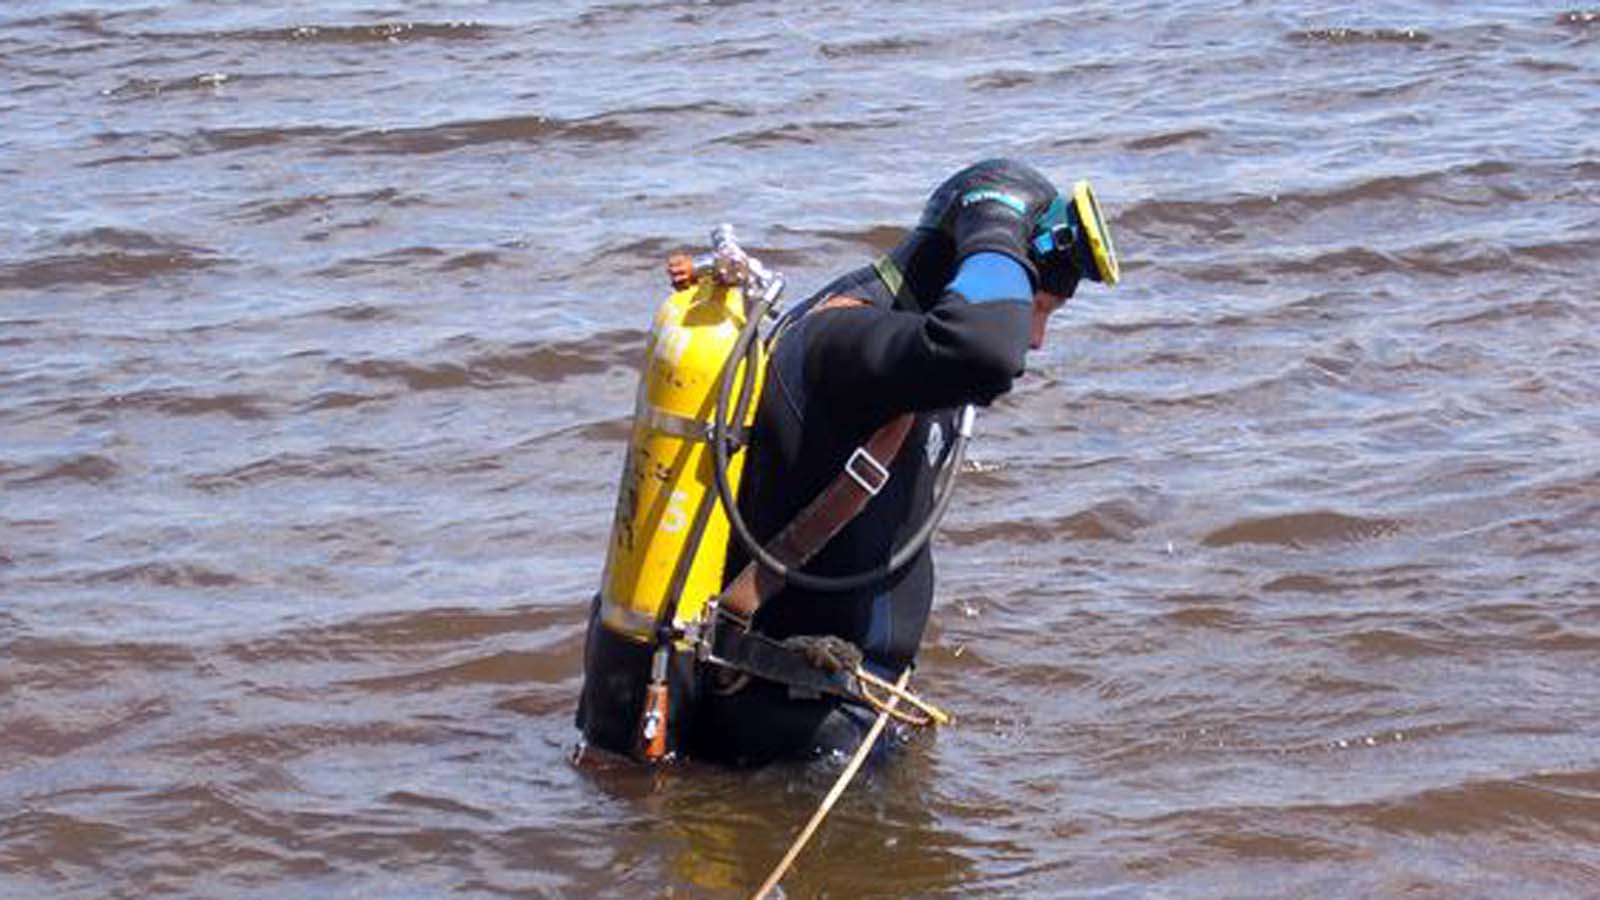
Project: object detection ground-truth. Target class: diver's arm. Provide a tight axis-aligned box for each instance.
[803,252,1033,416]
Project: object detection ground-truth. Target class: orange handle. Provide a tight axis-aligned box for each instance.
[640,682,670,762]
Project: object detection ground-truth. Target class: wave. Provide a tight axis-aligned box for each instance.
[222,604,576,664]
[0,237,222,290]
[595,235,694,265]
[7,453,120,487]
[6,635,198,675]
[299,391,386,412]
[1156,603,1249,630]
[1352,771,1600,838]
[1086,315,1203,337]
[515,417,631,449]
[231,186,421,225]
[1454,601,1600,653]
[776,223,905,253]
[85,112,648,167]
[187,449,382,491]
[966,60,1118,93]
[330,113,644,156]
[1202,511,1403,548]
[0,700,173,774]
[339,645,582,693]
[331,357,474,391]
[471,332,642,381]
[313,246,444,278]
[1111,769,1600,885]
[132,21,495,45]
[1262,573,1346,593]
[1123,128,1215,152]
[1286,27,1432,46]
[437,250,503,272]
[1115,159,1521,232]
[47,388,274,422]
[1126,234,1554,282]
[155,391,274,420]
[327,302,396,322]
[382,790,495,822]
[11,12,493,42]
[328,329,645,393]
[4,10,124,36]
[1338,624,1461,659]
[80,562,246,589]
[817,35,931,59]
[965,69,1039,92]
[945,499,1153,546]
[713,117,899,149]
[101,72,239,99]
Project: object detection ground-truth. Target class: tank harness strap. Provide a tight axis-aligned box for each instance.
[643,404,747,446]
[716,411,915,623]
[872,254,912,308]
[702,625,948,726]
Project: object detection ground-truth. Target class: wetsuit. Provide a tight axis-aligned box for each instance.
[688,229,1036,766]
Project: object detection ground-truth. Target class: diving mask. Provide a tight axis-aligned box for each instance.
[1029,179,1120,295]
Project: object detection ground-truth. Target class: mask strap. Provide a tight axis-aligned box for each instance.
[1029,193,1077,258]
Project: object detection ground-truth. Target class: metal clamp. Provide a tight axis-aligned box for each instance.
[844,446,891,496]
[693,598,746,662]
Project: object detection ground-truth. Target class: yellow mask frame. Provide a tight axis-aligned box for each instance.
[1071,179,1120,287]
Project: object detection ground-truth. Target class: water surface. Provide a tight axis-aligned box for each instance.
[2,2,1598,897]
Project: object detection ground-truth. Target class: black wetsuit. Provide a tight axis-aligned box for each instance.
[689,230,1036,766]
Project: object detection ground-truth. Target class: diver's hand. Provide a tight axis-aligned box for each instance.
[782,634,865,674]
[919,158,1062,280]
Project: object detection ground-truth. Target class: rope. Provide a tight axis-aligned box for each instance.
[857,678,930,727]
[854,666,951,727]
[749,668,912,900]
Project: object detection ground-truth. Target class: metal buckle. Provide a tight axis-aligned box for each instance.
[694,598,746,666]
[844,446,890,496]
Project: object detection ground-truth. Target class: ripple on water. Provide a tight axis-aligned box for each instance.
[1202,511,1404,549]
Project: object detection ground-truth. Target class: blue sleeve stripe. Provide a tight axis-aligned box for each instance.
[947,252,1031,305]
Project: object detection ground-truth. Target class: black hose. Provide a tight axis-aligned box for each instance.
[711,289,968,594]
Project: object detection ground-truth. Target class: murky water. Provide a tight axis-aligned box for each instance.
[3,1,1598,897]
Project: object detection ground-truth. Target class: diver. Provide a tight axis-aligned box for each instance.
[685,158,1121,766]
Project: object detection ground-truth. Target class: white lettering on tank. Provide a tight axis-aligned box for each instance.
[654,322,691,368]
[660,489,690,533]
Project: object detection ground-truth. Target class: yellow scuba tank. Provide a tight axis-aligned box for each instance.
[601,276,764,636]
[578,251,767,762]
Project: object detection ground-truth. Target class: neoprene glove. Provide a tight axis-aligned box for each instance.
[917,158,1063,286]
[782,634,865,674]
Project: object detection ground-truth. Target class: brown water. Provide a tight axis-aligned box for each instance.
[3,2,1599,897]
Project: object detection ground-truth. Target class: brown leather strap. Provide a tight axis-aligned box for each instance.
[719,412,915,620]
